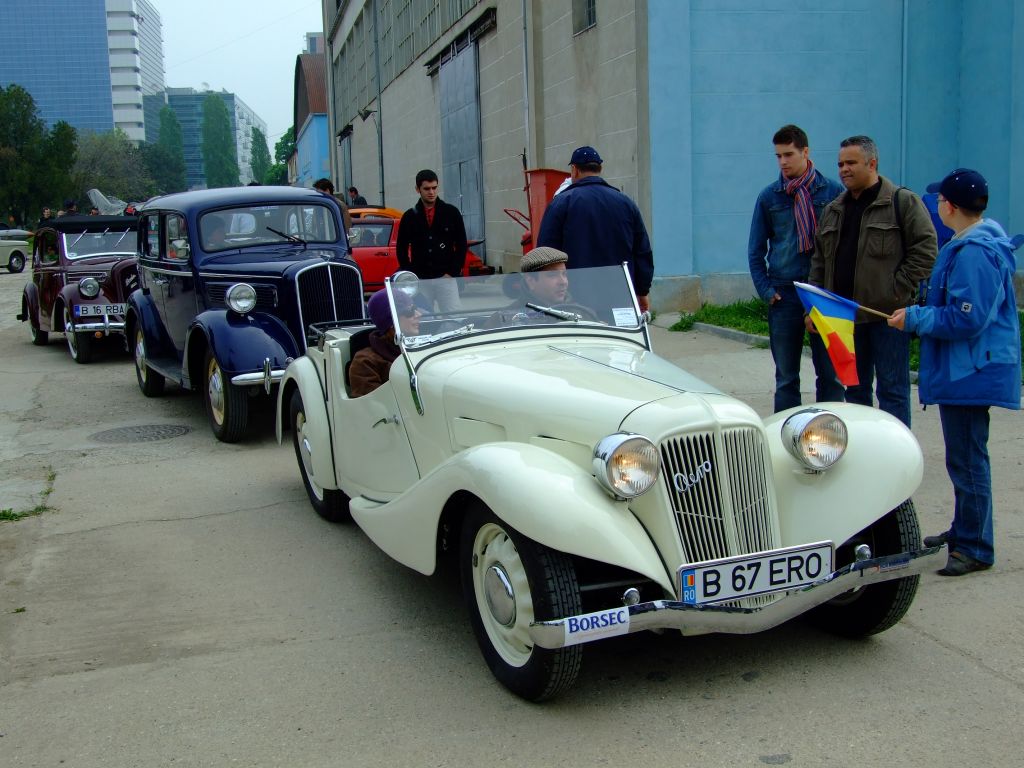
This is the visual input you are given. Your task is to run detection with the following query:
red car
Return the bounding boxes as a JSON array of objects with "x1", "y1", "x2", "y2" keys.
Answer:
[{"x1": 347, "y1": 210, "x2": 493, "y2": 293}]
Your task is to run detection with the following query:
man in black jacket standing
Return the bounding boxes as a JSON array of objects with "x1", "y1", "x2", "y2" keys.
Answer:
[{"x1": 396, "y1": 169, "x2": 467, "y2": 313}]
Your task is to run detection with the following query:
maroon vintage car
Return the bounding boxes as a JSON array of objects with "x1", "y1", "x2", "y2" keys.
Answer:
[{"x1": 18, "y1": 215, "x2": 140, "y2": 363}]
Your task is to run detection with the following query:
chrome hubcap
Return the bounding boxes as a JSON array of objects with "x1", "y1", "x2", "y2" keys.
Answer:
[
  {"x1": 207, "y1": 358, "x2": 225, "y2": 424},
  {"x1": 135, "y1": 333, "x2": 147, "y2": 381},
  {"x1": 484, "y1": 564, "x2": 516, "y2": 626}
]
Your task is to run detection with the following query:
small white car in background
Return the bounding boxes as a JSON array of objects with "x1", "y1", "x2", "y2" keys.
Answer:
[
  {"x1": 277, "y1": 265, "x2": 942, "y2": 701},
  {"x1": 1, "y1": 229, "x2": 30, "y2": 273}
]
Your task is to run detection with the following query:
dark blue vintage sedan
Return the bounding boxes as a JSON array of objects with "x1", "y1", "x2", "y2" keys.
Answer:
[{"x1": 127, "y1": 186, "x2": 364, "y2": 442}]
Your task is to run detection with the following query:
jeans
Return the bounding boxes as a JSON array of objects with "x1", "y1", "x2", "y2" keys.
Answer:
[
  {"x1": 938, "y1": 405, "x2": 994, "y2": 565},
  {"x1": 845, "y1": 321, "x2": 911, "y2": 427},
  {"x1": 768, "y1": 285, "x2": 845, "y2": 412},
  {"x1": 418, "y1": 277, "x2": 461, "y2": 314}
]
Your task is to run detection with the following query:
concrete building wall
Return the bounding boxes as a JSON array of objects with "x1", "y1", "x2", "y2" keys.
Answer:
[{"x1": 106, "y1": 0, "x2": 164, "y2": 143}]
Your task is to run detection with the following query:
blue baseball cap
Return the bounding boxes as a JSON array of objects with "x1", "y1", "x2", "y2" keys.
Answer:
[
  {"x1": 569, "y1": 146, "x2": 602, "y2": 166},
  {"x1": 927, "y1": 168, "x2": 988, "y2": 212}
]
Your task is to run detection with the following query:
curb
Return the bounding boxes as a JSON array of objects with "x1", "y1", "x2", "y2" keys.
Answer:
[{"x1": 675, "y1": 320, "x2": 920, "y2": 385}]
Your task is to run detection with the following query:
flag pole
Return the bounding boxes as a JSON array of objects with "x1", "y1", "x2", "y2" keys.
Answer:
[{"x1": 858, "y1": 305, "x2": 893, "y2": 320}]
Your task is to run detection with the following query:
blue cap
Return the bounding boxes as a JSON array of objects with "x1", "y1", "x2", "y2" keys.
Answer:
[
  {"x1": 569, "y1": 146, "x2": 602, "y2": 166},
  {"x1": 926, "y1": 168, "x2": 988, "y2": 211}
]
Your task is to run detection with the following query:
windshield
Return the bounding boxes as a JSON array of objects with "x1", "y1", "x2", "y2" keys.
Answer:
[
  {"x1": 200, "y1": 203, "x2": 339, "y2": 252},
  {"x1": 387, "y1": 264, "x2": 644, "y2": 351},
  {"x1": 62, "y1": 229, "x2": 135, "y2": 259},
  {"x1": 348, "y1": 220, "x2": 393, "y2": 248}
]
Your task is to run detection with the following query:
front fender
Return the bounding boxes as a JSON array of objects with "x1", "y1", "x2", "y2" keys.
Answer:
[
  {"x1": 195, "y1": 310, "x2": 299, "y2": 375},
  {"x1": 349, "y1": 443, "x2": 673, "y2": 593},
  {"x1": 276, "y1": 356, "x2": 338, "y2": 489},
  {"x1": 128, "y1": 289, "x2": 168, "y2": 354},
  {"x1": 57, "y1": 285, "x2": 82, "y2": 324},
  {"x1": 764, "y1": 403, "x2": 923, "y2": 546}
]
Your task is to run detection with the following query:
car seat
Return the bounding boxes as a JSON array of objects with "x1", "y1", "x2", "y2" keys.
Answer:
[{"x1": 344, "y1": 326, "x2": 376, "y2": 396}]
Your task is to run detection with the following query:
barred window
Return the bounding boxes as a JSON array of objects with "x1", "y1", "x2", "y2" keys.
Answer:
[{"x1": 573, "y1": 0, "x2": 597, "y2": 34}]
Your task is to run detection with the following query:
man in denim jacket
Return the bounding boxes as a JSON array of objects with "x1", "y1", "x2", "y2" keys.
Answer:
[
  {"x1": 889, "y1": 169, "x2": 1020, "y2": 576},
  {"x1": 748, "y1": 125, "x2": 845, "y2": 412}
]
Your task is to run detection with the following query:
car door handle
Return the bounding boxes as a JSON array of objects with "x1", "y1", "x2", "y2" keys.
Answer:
[
  {"x1": 374, "y1": 251, "x2": 388, "y2": 257},
  {"x1": 150, "y1": 276, "x2": 168, "y2": 285},
  {"x1": 372, "y1": 415, "x2": 400, "y2": 428}
]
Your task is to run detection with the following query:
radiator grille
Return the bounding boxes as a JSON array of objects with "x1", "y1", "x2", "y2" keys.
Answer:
[
  {"x1": 660, "y1": 427, "x2": 777, "y2": 563},
  {"x1": 661, "y1": 427, "x2": 779, "y2": 608},
  {"x1": 295, "y1": 262, "x2": 364, "y2": 346}
]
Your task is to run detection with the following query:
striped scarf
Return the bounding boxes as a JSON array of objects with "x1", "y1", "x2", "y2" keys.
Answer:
[{"x1": 783, "y1": 160, "x2": 817, "y2": 253}]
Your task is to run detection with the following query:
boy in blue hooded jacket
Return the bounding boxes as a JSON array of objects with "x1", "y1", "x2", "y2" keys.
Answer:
[{"x1": 889, "y1": 168, "x2": 1020, "y2": 576}]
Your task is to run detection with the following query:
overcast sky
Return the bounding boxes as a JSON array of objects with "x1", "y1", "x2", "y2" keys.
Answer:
[{"x1": 158, "y1": 0, "x2": 324, "y2": 144}]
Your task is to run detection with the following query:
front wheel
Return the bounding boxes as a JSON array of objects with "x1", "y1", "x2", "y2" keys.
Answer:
[
  {"x1": 204, "y1": 350, "x2": 247, "y2": 442},
  {"x1": 808, "y1": 500, "x2": 921, "y2": 637},
  {"x1": 460, "y1": 503, "x2": 582, "y2": 701},
  {"x1": 64, "y1": 307, "x2": 93, "y2": 364},
  {"x1": 7, "y1": 251, "x2": 26, "y2": 273},
  {"x1": 133, "y1": 328, "x2": 165, "y2": 396},
  {"x1": 290, "y1": 389, "x2": 350, "y2": 522}
]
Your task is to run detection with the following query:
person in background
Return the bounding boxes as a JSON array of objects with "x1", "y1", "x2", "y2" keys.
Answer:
[
  {"x1": 348, "y1": 187, "x2": 368, "y2": 206},
  {"x1": 63, "y1": 199, "x2": 80, "y2": 216},
  {"x1": 37, "y1": 207, "x2": 53, "y2": 229},
  {"x1": 313, "y1": 177, "x2": 353, "y2": 232},
  {"x1": 396, "y1": 169, "x2": 467, "y2": 314},
  {"x1": 349, "y1": 289, "x2": 422, "y2": 397},
  {"x1": 89, "y1": 206, "x2": 100, "y2": 216},
  {"x1": 748, "y1": 124, "x2": 845, "y2": 412},
  {"x1": 537, "y1": 146, "x2": 654, "y2": 313},
  {"x1": 807, "y1": 135, "x2": 936, "y2": 427},
  {"x1": 888, "y1": 168, "x2": 1020, "y2": 577}
]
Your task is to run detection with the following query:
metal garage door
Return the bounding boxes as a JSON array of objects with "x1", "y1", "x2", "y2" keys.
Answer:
[{"x1": 439, "y1": 42, "x2": 483, "y2": 242}]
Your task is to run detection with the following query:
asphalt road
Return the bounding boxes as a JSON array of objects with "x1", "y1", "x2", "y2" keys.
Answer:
[{"x1": 1, "y1": 267, "x2": 1022, "y2": 767}]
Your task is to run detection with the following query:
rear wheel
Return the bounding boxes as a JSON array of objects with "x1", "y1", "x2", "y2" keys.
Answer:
[
  {"x1": 808, "y1": 500, "x2": 921, "y2": 637},
  {"x1": 64, "y1": 307, "x2": 93, "y2": 364},
  {"x1": 290, "y1": 389, "x2": 350, "y2": 522},
  {"x1": 461, "y1": 503, "x2": 582, "y2": 701},
  {"x1": 133, "y1": 328, "x2": 165, "y2": 396},
  {"x1": 7, "y1": 251, "x2": 25, "y2": 273},
  {"x1": 204, "y1": 350, "x2": 247, "y2": 442}
]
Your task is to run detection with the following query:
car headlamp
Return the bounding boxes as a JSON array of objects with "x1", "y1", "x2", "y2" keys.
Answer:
[
  {"x1": 781, "y1": 409, "x2": 848, "y2": 470},
  {"x1": 593, "y1": 434, "x2": 660, "y2": 499},
  {"x1": 79, "y1": 277, "x2": 100, "y2": 298},
  {"x1": 226, "y1": 283, "x2": 257, "y2": 314}
]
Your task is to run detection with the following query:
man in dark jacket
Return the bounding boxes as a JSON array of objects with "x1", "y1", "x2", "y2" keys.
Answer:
[
  {"x1": 536, "y1": 146, "x2": 654, "y2": 312},
  {"x1": 888, "y1": 168, "x2": 1020, "y2": 576},
  {"x1": 396, "y1": 169, "x2": 467, "y2": 313},
  {"x1": 808, "y1": 135, "x2": 936, "y2": 427}
]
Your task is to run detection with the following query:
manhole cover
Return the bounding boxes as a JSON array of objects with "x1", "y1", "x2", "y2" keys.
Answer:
[{"x1": 89, "y1": 424, "x2": 192, "y2": 444}]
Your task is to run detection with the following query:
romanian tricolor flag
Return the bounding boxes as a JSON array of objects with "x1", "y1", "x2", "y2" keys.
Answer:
[{"x1": 793, "y1": 281, "x2": 859, "y2": 386}]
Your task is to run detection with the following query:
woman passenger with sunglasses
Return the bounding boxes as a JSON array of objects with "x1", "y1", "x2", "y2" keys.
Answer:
[{"x1": 349, "y1": 289, "x2": 422, "y2": 397}]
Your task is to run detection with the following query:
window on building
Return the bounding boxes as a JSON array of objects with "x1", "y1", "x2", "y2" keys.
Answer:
[{"x1": 573, "y1": 0, "x2": 597, "y2": 34}]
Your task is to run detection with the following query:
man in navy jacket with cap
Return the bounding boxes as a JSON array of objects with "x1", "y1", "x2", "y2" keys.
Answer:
[{"x1": 537, "y1": 146, "x2": 654, "y2": 312}]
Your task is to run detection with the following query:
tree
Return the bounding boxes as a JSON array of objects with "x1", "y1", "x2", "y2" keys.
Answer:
[
  {"x1": 264, "y1": 126, "x2": 294, "y2": 185},
  {"x1": 202, "y1": 94, "x2": 239, "y2": 188},
  {"x1": 153, "y1": 106, "x2": 187, "y2": 193},
  {"x1": 73, "y1": 129, "x2": 156, "y2": 203},
  {"x1": 0, "y1": 84, "x2": 76, "y2": 225},
  {"x1": 250, "y1": 127, "x2": 271, "y2": 185}
]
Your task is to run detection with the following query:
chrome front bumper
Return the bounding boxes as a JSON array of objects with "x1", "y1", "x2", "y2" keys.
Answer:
[
  {"x1": 528, "y1": 546, "x2": 943, "y2": 649},
  {"x1": 66, "y1": 319, "x2": 126, "y2": 335},
  {"x1": 231, "y1": 358, "x2": 286, "y2": 394}
]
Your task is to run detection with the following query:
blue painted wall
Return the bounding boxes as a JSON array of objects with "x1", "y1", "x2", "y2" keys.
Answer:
[
  {"x1": 296, "y1": 114, "x2": 330, "y2": 189},
  {"x1": 648, "y1": 0, "x2": 1024, "y2": 286}
]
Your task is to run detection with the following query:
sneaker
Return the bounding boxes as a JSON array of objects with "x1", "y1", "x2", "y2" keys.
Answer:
[
  {"x1": 937, "y1": 551, "x2": 992, "y2": 577},
  {"x1": 923, "y1": 531, "x2": 949, "y2": 547}
]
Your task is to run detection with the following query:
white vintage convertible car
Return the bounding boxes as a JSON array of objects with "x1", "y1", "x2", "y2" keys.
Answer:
[{"x1": 277, "y1": 265, "x2": 942, "y2": 701}]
